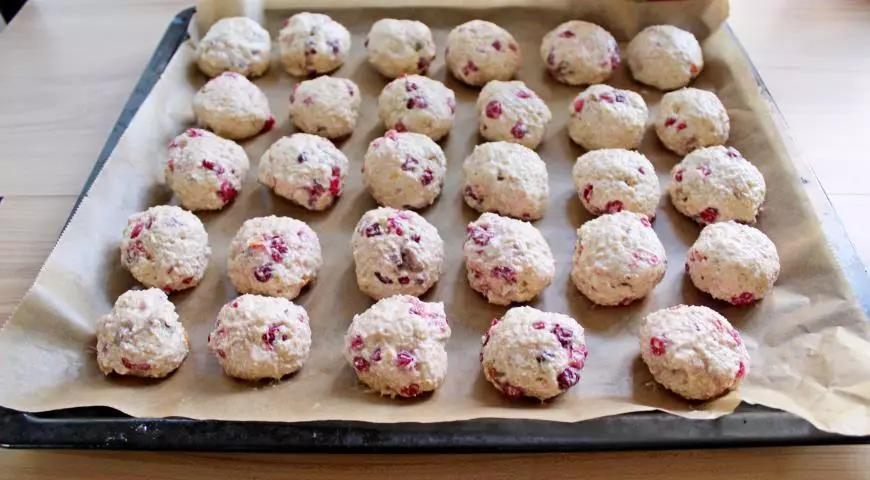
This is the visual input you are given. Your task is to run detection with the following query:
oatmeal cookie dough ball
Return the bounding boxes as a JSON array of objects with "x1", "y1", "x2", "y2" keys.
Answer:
[
  {"x1": 627, "y1": 25, "x2": 703, "y2": 91},
  {"x1": 568, "y1": 84, "x2": 648, "y2": 150},
  {"x1": 227, "y1": 216, "x2": 322, "y2": 300},
  {"x1": 572, "y1": 149, "x2": 660, "y2": 219},
  {"x1": 462, "y1": 142, "x2": 549, "y2": 221},
  {"x1": 165, "y1": 128, "x2": 249, "y2": 211},
  {"x1": 687, "y1": 222, "x2": 780, "y2": 306},
  {"x1": 445, "y1": 20, "x2": 521, "y2": 87},
  {"x1": 668, "y1": 146, "x2": 766, "y2": 224},
  {"x1": 344, "y1": 295, "x2": 451, "y2": 398},
  {"x1": 476, "y1": 80, "x2": 552, "y2": 149},
  {"x1": 120, "y1": 205, "x2": 211, "y2": 292},
  {"x1": 278, "y1": 12, "x2": 351, "y2": 76},
  {"x1": 258, "y1": 133, "x2": 349, "y2": 211},
  {"x1": 639, "y1": 305, "x2": 750, "y2": 400},
  {"x1": 363, "y1": 130, "x2": 447, "y2": 209},
  {"x1": 366, "y1": 19, "x2": 437, "y2": 78},
  {"x1": 192, "y1": 72, "x2": 273, "y2": 140},
  {"x1": 541, "y1": 20, "x2": 620, "y2": 86},
  {"x1": 289, "y1": 76, "x2": 360, "y2": 139},
  {"x1": 655, "y1": 88, "x2": 729, "y2": 156},
  {"x1": 351, "y1": 208, "x2": 444, "y2": 300},
  {"x1": 464, "y1": 213, "x2": 555, "y2": 305},
  {"x1": 481, "y1": 306, "x2": 588, "y2": 400},
  {"x1": 96, "y1": 288, "x2": 189, "y2": 378},
  {"x1": 378, "y1": 75, "x2": 456, "y2": 141},
  {"x1": 196, "y1": 17, "x2": 271, "y2": 78},
  {"x1": 571, "y1": 211, "x2": 666, "y2": 306}
]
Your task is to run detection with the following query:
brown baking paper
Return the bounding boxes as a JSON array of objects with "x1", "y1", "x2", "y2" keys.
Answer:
[{"x1": 3, "y1": 0, "x2": 870, "y2": 436}]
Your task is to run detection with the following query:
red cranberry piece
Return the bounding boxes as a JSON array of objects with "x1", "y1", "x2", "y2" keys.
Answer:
[
  {"x1": 261, "y1": 323, "x2": 282, "y2": 349},
  {"x1": 546, "y1": 50, "x2": 555, "y2": 67},
  {"x1": 396, "y1": 351, "x2": 415, "y2": 368},
  {"x1": 253, "y1": 264, "x2": 273, "y2": 282},
  {"x1": 640, "y1": 216, "x2": 652, "y2": 227},
  {"x1": 729, "y1": 327, "x2": 743, "y2": 345},
  {"x1": 532, "y1": 321, "x2": 545, "y2": 330},
  {"x1": 297, "y1": 152, "x2": 308, "y2": 163},
  {"x1": 551, "y1": 325, "x2": 573, "y2": 349},
  {"x1": 573, "y1": 98, "x2": 585, "y2": 114},
  {"x1": 232, "y1": 302, "x2": 239, "y2": 308},
  {"x1": 167, "y1": 159, "x2": 175, "y2": 172},
  {"x1": 353, "y1": 356, "x2": 370, "y2": 372},
  {"x1": 559, "y1": 30, "x2": 576, "y2": 38},
  {"x1": 466, "y1": 225, "x2": 493, "y2": 246},
  {"x1": 508, "y1": 42, "x2": 518, "y2": 52},
  {"x1": 400, "y1": 384, "x2": 421, "y2": 397},
  {"x1": 302, "y1": 96, "x2": 314, "y2": 106},
  {"x1": 349, "y1": 336, "x2": 365, "y2": 351},
  {"x1": 182, "y1": 277, "x2": 193, "y2": 285},
  {"x1": 502, "y1": 384, "x2": 524, "y2": 398},
  {"x1": 491, "y1": 265, "x2": 517, "y2": 284},
  {"x1": 371, "y1": 348, "x2": 382, "y2": 362},
  {"x1": 610, "y1": 51, "x2": 621, "y2": 70},
  {"x1": 690, "y1": 63, "x2": 700, "y2": 74},
  {"x1": 638, "y1": 167, "x2": 646, "y2": 175},
  {"x1": 398, "y1": 276, "x2": 410, "y2": 285},
  {"x1": 569, "y1": 345, "x2": 588, "y2": 369},
  {"x1": 599, "y1": 93, "x2": 614, "y2": 103},
  {"x1": 405, "y1": 81, "x2": 418, "y2": 92},
  {"x1": 218, "y1": 181, "x2": 238, "y2": 204},
  {"x1": 130, "y1": 222, "x2": 145, "y2": 239},
  {"x1": 386, "y1": 217, "x2": 404, "y2": 236},
  {"x1": 735, "y1": 361, "x2": 746, "y2": 379},
  {"x1": 677, "y1": 121, "x2": 687, "y2": 131},
  {"x1": 698, "y1": 164, "x2": 712, "y2": 177},
  {"x1": 614, "y1": 92, "x2": 627, "y2": 103},
  {"x1": 393, "y1": 121, "x2": 407, "y2": 133},
  {"x1": 731, "y1": 292, "x2": 755, "y2": 306},
  {"x1": 401, "y1": 156, "x2": 419, "y2": 171},
  {"x1": 510, "y1": 122, "x2": 528, "y2": 139},
  {"x1": 420, "y1": 168, "x2": 435, "y2": 186},
  {"x1": 289, "y1": 84, "x2": 299, "y2": 103},
  {"x1": 484, "y1": 100, "x2": 502, "y2": 119},
  {"x1": 582, "y1": 184, "x2": 593, "y2": 203},
  {"x1": 447, "y1": 97, "x2": 456, "y2": 114},
  {"x1": 604, "y1": 200, "x2": 624, "y2": 213},
  {"x1": 557, "y1": 367, "x2": 581, "y2": 390},
  {"x1": 726, "y1": 147, "x2": 741, "y2": 159},
  {"x1": 461, "y1": 60, "x2": 479, "y2": 77},
  {"x1": 326, "y1": 39, "x2": 340, "y2": 54},
  {"x1": 260, "y1": 116, "x2": 276, "y2": 133},
  {"x1": 186, "y1": 129, "x2": 202, "y2": 138},
  {"x1": 464, "y1": 185, "x2": 483, "y2": 204},
  {"x1": 407, "y1": 96, "x2": 428, "y2": 109},
  {"x1": 491, "y1": 40, "x2": 502, "y2": 51},
  {"x1": 374, "y1": 272, "x2": 393, "y2": 284},
  {"x1": 202, "y1": 159, "x2": 225, "y2": 174},
  {"x1": 269, "y1": 235, "x2": 288, "y2": 262},
  {"x1": 650, "y1": 337, "x2": 667, "y2": 356},
  {"x1": 516, "y1": 90, "x2": 531, "y2": 99},
  {"x1": 364, "y1": 223, "x2": 382, "y2": 237},
  {"x1": 664, "y1": 117, "x2": 677, "y2": 127},
  {"x1": 411, "y1": 234, "x2": 421, "y2": 243},
  {"x1": 698, "y1": 207, "x2": 719, "y2": 224},
  {"x1": 416, "y1": 57, "x2": 430, "y2": 73},
  {"x1": 674, "y1": 169, "x2": 684, "y2": 182},
  {"x1": 121, "y1": 358, "x2": 151, "y2": 371}
]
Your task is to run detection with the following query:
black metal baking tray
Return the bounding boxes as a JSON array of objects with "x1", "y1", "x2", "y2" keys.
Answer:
[{"x1": 2, "y1": 7, "x2": 869, "y2": 452}]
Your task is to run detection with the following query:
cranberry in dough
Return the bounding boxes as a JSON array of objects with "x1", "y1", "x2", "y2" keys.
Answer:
[
  {"x1": 627, "y1": 25, "x2": 703, "y2": 91},
  {"x1": 96, "y1": 288, "x2": 189, "y2": 378},
  {"x1": 258, "y1": 133, "x2": 348, "y2": 211},
  {"x1": 572, "y1": 149, "x2": 660, "y2": 219},
  {"x1": 571, "y1": 211, "x2": 667, "y2": 306},
  {"x1": 279, "y1": 12, "x2": 351, "y2": 76},
  {"x1": 192, "y1": 72, "x2": 273, "y2": 141},
  {"x1": 668, "y1": 146, "x2": 766, "y2": 225},
  {"x1": 540, "y1": 20, "x2": 620, "y2": 86},
  {"x1": 365, "y1": 19, "x2": 437, "y2": 78},
  {"x1": 462, "y1": 141, "x2": 549, "y2": 220},
  {"x1": 165, "y1": 128, "x2": 249, "y2": 211},
  {"x1": 344, "y1": 295, "x2": 451, "y2": 398},
  {"x1": 687, "y1": 221, "x2": 780, "y2": 306},
  {"x1": 378, "y1": 75, "x2": 456, "y2": 141},
  {"x1": 208, "y1": 294, "x2": 312, "y2": 380},
  {"x1": 476, "y1": 80, "x2": 552, "y2": 150},
  {"x1": 227, "y1": 216, "x2": 322, "y2": 300},
  {"x1": 568, "y1": 84, "x2": 648, "y2": 150},
  {"x1": 120, "y1": 205, "x2": 211, "y2": 293},
  {"x1": 196, "y1": 17, "x2": 271, "y2": 78},
  {"x1": 481, "y1": 306, "x2": 588, "y2": 401},
  {"x1": 445, "y1": 20, "x2": 521, "y2": 87},
  {"x1": 289, "y1": 76, "x2": 361, "y2": 139},
  {"x1": 639, "y1": 305, "x2": 750, "y2": 400},
  {"x1": 464, "y1": 213, "x2": 555, "y2": 305},
  {"x1": 654, "y1": 87, "x2": 729, "y2": 156},
  {"x1": 363, "y1": 130, "x2": 447, "y2": 209}
]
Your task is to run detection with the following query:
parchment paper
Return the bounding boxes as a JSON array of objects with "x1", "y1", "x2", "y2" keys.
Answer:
[{"x1": 3, "y1": 0, "x2": 870, "y2": 436}]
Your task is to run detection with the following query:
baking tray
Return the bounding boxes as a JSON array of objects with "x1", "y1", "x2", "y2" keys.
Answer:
[{"x1": 1, "y1": 7, "x2": 869, "y2": 452}]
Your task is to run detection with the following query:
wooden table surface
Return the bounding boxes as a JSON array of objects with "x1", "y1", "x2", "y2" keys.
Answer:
[{"x1": 1, "y1": 0, "x2": 869, "y2": 477}]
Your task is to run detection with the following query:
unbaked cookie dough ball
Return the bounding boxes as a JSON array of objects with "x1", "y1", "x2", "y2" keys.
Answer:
[
  {"x1": 572, "y1": 149, "x2": 660, "y2": 219},
  {"x1": 668, "y1": 146, "x2": 766, "y2": 224},
  {"x1": 120, "y1": 205, "x2": 211, "y2": 292},
  {"x1": 639, "y1": 305, "x2": 749, "y2": 400},
  {"x1": 289, "y1": 76, "x2": 360, "y2": 139},
  {"x1": 687, "y1": 221, "x2": 780, "y2": 306},
  {"x1": 481, "y1": 306, "x2": 588, "y2": 400},
  {"x1": 165, "y1": 128, "x2": 250, "y2": 211},
  {"x1": 351, "y1": 208, "x2": 444, "y2": 300},
  {"x1": 655, "y1": 87, "x2": 729, "y2": 155},
  {"x1": 366, "y1": 19, "x2": 437, "y2": 78},
  {"x1": 541, "y1": 20, "x2": 620, "y2": 86},
  {"x1": 344, "y1": 295, "x2": 451, "y2": 398},
  {"x1": 476, "y1": 80, "x2": 552, "y2": 149},
  {"x1": 227, "y1": 216, "x2": 322, "y2": 300},
  {"x1": 278, "y1": 12, "x2": 351, "y2": 76},
  {"x1": 363, "y1": 130, "x2": 447, "y2": 209},
  {"x1": 445, "y1": 20, "x2": 521, "y2": 87},
  {"x1": 462, "y1": 141, "x2": 549, "y2": 220},
  {"x1": 196, "y1": 17, "x2": 271, "y2": 78},
  {"x1": 378, "y1": 75, "x2": 456, "y2": 141},
  {"x1": 571, "y1": 211, "x2": 666, "y2": 306},
  {"x1": 627, "y1": 25, "x2": 703, "y2": 91},
  {"x1": 464, "y1": 213, "x2": 555, "y2": 305},
  {"x1": 208, "y1": 294, "x2": 312, "y2": 380},
  {"x1": 96, "y1": 288, "x2": 189, "y2": 378},
  {"x1": 192, "y1": 72, "x2": 273, "y2": 140},
  {"x1": 258, "y1": 133, "x2": 349, "y2": 211},
  {"x1": 568, "y1": 84, "x2": 648, "y2": 150}
]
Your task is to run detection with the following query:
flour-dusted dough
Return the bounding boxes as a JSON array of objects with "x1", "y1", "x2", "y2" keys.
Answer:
[
  {"x1": 378, "y1": 74, "x2": 456, "y2": 141},
  {"x1": 540, "y1": 20, "x2": 620, "y2": 86},
  {"x1": 165, "y1": 128, "x2": 249, "y2": 211},
  {"x1": 654, "y1": 87, "x2": 729, "y2": 156},
  {"x1": 196, "y1": 17, "x2": 271, "y2": 78},
  {"x1": 289, "y1": 76, "x2": 361, "y2": 139},
  {"x1": 366, "y1": 19, "x2": 437, "y2": 78},
  {"x1": 568, "y1": 84, "x2": 648, "y2": 150},
  {"x1": 278, "y1": 12, "x2": 351, "y2": 76},
  {"x1": 445, "y1": 20, "x2": 521, "y2": 87},
  {"x1": 627, "y1": 25, "x2": 703, "y2": 91},
  {"x1": 462, "y1": 141, "x2": 549, "y2": 220},
  {"x1": 572, "y1": 148, "x2": 660, "y2": 219},
  {"x1": 363, "y1": 130, "x2": 447, "y2": 209},
  {"x1": 192, "y1": 72, "x2": 273, "y2": 140},
  {"x1": 476, "y1": 80, "x2": 552, "y2": 149}
]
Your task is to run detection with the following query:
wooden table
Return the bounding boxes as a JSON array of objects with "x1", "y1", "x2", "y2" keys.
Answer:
[{"x1": 1, "y1": 0, "x2": 868, "y2": 477}]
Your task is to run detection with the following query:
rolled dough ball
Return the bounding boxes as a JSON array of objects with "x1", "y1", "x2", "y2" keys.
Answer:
[
  {"x1": 639, "y1": 304, "x2": 750, "y2": 400},
  {"x1": 572, "y1": 148, "x2": 660, "y2": 219},
  {"x1": 351, "y1": 207, "x2": 444, "y2": 300},
  {"x1": 96, "y1": 288, "x2": 189, "y2": 378},
  {"x1": 571, "y1": 210, "x2": 667, "y2": 306},
  {"x1": 227, "y1": 216, "x2": 322, "y2": 300},
  {"x1": 278, "y1": 12, "x2": 351, "y2": 76},
  {"x1": 476, "y1": 80, "x2": 552, "y2": 149},
  {"x1": 378, "y1": 74, "x2": 456, "y2": 141},
  {"x1": 668, "y1": 146, "x2": 766, "y2": 224},
  {"x1": 289, "y1": 76, "x2": 361, "y2": 139},
  {"x1": 462, "y1": 141, "x2": 549, "y2": 220},
  {"x1": 654, "y1": 87, "x2": 729, "y2": 156},
  {"x1": 627, "y1": 25, "x2": 704, "y2": 91},
  {"x1": 192, "y1": 72, "x2": 273, "y2": 140},
  {"x1": 120, "y1": 205, "x2": 211, "y2": 292},
  {"x1": 363, "y1": 130, "x2": 447, "y2": 209},
  {"x1": 208, "y1": 294, "x2": 312, "y2": 380},
  {"x1": 344, "y1": 295, "x2": 451, "y2": 398},
  {"x1": 445, "y1": 20, "x2": 521, "y2": 87},
  {"x1": 196, "y1": 17, "x2": 271, "y2": 78},
  {"x1": 568, "y1": 84, "x2": 648, "y2": 150},
  {"x1": 687, "y1": 221, "x2": 780, "y2": 305},
  {"x1": 365, "y1": 19, "x2": 437, "y2": 78},
  {"x1": 258, "y1": 133, "x2": 349, "y2": 211},
  {"x1": 540, "y1": 20, "x2": 620, "y2": 86},
  {"x1": 464, "y1": 212, "x2": 555, "y2": 305}
]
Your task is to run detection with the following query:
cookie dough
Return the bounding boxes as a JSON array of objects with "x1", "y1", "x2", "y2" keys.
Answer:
[
  {"x1": 572, "y1": 148, "x2": 660, "y2": 219},
  {"x1": 568, "y1": 84, "x2": 648, "y2": 150},
  {"x1": 627, "y1": 25, "x2": 704, "y2": 91},
  {"x1": 476, "y1": 80, "x2": 552, "y2": 149},
  {"x1": 289, "y1": 76, "x2": 361, "y2": 139},
  {"x1": 540, "y1": 20, "x2": 620, "y2": 86},
  {"x1": 366, "y1": 19, "x2": 437, "y2": 78},
  {"x1": 363, "y1": 130, "x2": 447, "y2": 209},
  {"x1": 196, "y1": 16, "x2": 271, "y2": 78},
  {"x1": 278, "y1": 12, "x2": 351, "y2": 76},
  {"x1": 462, "y1": 141, "x2": 549, "y2": 220},
  {"x1": 654, "y1": 87, "x2": 729, "y2": 155},
  {"x1": 378, "y1": 74, "x2": 456, "y2": 141},
  {"x1": 192, "y1": 72, "x2": 273, "y2": 140},
  {"x1": 445, "y1": 20, "x2": 521, "y2": 87}
]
